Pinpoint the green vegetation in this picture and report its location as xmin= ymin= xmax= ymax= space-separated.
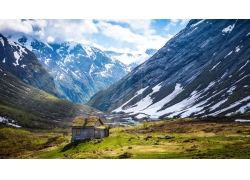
xmin=2 ymin=115 xmax=250 ymax=159
xmin=0 ymin=70 xmax=98 ymax=129
xmin=0 ymin=127 xmax=70 ymax=158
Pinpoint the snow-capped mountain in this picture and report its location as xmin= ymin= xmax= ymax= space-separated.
xmin=87 ymin=19 xmax=250 ymax=119
xmin=0 ymin=34 xmax=59 ymax=97
xmin=6 ymin=35 xmax=130 ymax=103
xmin=104 ymin=49 xmax=158 ymax=70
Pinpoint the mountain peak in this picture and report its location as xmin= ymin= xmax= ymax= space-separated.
xmin=7 ymin=35 xmax=130 ymax=103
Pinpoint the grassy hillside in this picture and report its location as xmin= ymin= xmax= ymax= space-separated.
xmin=0 ymin=69 xmax=101 ymax=129
xmin=0 ymin=127 xmax=70 ymax=158
xmin=3 ymin=114 xmax=249 ymax=159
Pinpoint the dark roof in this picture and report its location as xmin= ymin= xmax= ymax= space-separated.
xmin=71 ymin=116 xmax=102 ymax=127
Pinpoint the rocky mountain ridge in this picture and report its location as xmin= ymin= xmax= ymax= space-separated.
xmin=0 ymin=34 xmax=59 ymax=96
xmin=87 ymin=19 xmax=250 ymax=120
xmin=6 ymin=35 xmax=130 ymax=103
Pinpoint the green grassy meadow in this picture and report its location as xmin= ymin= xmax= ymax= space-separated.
xmin=2 ymin=116 xmax=250 ymax=159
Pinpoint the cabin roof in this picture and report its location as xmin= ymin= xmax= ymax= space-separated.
xmin=71 ymin=116 xmax=103 ymax=127
xmin=96 ymin=125 xmax=108 ymax=129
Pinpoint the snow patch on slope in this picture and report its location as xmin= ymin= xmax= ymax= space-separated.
xmin=105 ymin=64 xmax=114 ymax=71
xmin=113 ymin=83 xmax=185 ymax=119
xmin=82 ymin=44 xmax=93 ymax=58
xmin=221 ymin=70 xmax=228 ymax=79
xmin=188 ymin=27 xmax=198 ymax=35
xmin=211 ymin=95 xmax=250 ymax=115
xmin=210 ymin=98 xmax=228 ymax=111
xmin=204 ymin=81 xmax=216 ymax=92
xmin=67 ymin=41 xmax=77 ymax=53
xmin=235 ymin=46 xmax=241 ymax=52
xmin=113 ymin=83 xmax=164 ymax=113
xmin=222 ymin=24 xmax=235 ymax=33
xmin=135 ymin=114 xmax=148 ymax=119
xmin=224 ymin=51 xmax=233 ymax=58
xmin=13 ymin=51 xmax=20 ymax=66
xmin=135 ymin=86 xmax=148 ymax=96
xmin=138 ymin=83 xmax=184 ymax=117
xmin=210 ymin=62 xmax=221 ymax=71
xmin=227 ymin=86 xmax=236 ymax=95
xmin=236 ymin=102 xmax=250 ymax=113
xmin=237 ymin=60 xmax=249 ymax=72
xmin=191 ymin=20 xmax=205 ymax=27
xmin=0 ymin=116 xmax=21 ymax=128
xmin=155 ymin=90 xmax=201 ymax=118
xmin=7 ymin=39 xmax=28 ymax=66
xmin=0 ymin=37 xmax=4 ymax=46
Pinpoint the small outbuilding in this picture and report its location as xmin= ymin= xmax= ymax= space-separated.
xmin=71 ymin=116 xmax=109 ymax=142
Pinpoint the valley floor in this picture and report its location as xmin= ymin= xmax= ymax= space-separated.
xmin=1 ymin=115 xmax=250 ymax=159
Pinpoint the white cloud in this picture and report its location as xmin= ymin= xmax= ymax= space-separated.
xmin=47 ymin=36 xmax=55 ymax=43
xmin=42 ymin=19 xmax=98 ymax=43
xmin=136 ymin=34 xmax=172 ymax=53
xmin=0 ymin=19 xmax=99 ymax=44
xmin=92 ymin=43 xmax=132 ymax=54
xmin=113 ymin=53 xmax=150 ymax=65
xmin=171 ymin=19 xmax=179 ymax=23
xmin=0 ymin=19 xmax=181 ymax=65
xmin=99 ymin=19 xmax=150 ymax=29
xmin=97 ymin=21 xmax=170 ymax=54
xmin=164 ymin=19 xmax=190 ymax=31
xmin=28 ymin=19 xmax=48 ymax=28
xmin=180 ymin=19 xmax=190 ymax=25
xmin=0 ymin=19 xmax=34 ymax=34
xmin=164 ymin=19 xmax=180 ymax=31
xmin=97 ymin=21 xmax=145 ymax=43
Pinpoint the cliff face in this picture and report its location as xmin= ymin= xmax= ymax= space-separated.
xmin=87 ymin=20 xmax=250 ymax=119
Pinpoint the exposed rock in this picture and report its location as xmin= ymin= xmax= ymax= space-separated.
xmin=118 ymin=152 xmax=133 ymax=159
xmin=165 ymin=136 xmax=175 ymax=139
xmin=87 ymin=20 xmax=250 ymax=118
xmin=0 ymin=34 xmax=59 ymax=96
xmin=5 ymin=35 xmax=130 ymax=103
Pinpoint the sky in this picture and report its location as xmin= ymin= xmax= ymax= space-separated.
xmin=1 ymin=0 xmax=247 ymax=65
xmin=0 ymin=19 xmax=189 ymax=64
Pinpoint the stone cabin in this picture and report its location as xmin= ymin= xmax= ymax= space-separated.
xmin=71 ymin=116 xmax=109 ymax=142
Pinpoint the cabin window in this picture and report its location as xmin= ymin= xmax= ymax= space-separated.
xmin=75 ymin=128 xmax=81 ymax=135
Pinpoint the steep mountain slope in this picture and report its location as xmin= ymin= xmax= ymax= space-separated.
xmin=0 ymin=34 xmax=59 ymax=96
xmin=6 ymin=35 xmax=130 ymax=103
xmin=87 ymin=19 xmax=250 ymax=119
xmin=0 ymin=68 xmax=101 ymax=129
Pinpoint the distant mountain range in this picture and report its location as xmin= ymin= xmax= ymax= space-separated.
xmin=0 ymin=34 xmax=100 ymax=128
xmin=87 ymin=19 xmax=250 ymax=120
xmin=5 ymin=35 xmax=130 ymax=103
xmin=104 ymin=48 xmax=158 ymax=70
